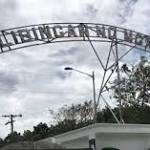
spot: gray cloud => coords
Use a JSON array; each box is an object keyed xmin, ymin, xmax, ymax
[
  {"xmin": 0, "ymin": 0, "xmax": 19, "ymax": 29},
  {"xmin": 118, "ymin": 0, "xmax": 139, "ymax": 24},
  {"xmin": 0, "ymin": 72, "xmax": 18, "ymax": 94},
  {"xmin": 84, "ymin": 4, "xmax": 99, "ymax": 18}
]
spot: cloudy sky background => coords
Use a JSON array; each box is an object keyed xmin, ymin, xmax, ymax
[{"xmin": 0, "ymin": 0, "xmax": 150, "ymax": 138}]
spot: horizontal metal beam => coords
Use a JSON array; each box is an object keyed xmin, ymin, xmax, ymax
[{"xmin": 0, "ymin": 23, "xmax": 149, "ymax": 54}]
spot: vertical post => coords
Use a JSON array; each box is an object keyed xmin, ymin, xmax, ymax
[
  {"xmin": 114, "ymin": 42, "xmax": 124, "ymax": 124},
  {"xmin": 92, "ymin": 72, "xmax": 97, "ymax": 124},
  {"xmin": 10, "ymin": 115, "xmax": 14, "ymax": 134},
  {"xmin": 89, "ymin": 133, "xmax": 96, "ymax": 150}
]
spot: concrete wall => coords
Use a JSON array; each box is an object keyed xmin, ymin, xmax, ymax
[
  {"xmin": 40, "ymin": 124, "xmax": 150, "ymax": 150},
  {"xmin": 62, "ymin": 136, "xmax": 89, "ymax": 149},
  {"xmin": 96, "ymin": 133, "xmax": 150, "ymax": 150},
  {"xmin": 60, "ymin": 133, "xmax": 150, "ymax": 150}
]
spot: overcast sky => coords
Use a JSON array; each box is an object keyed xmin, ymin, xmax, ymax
[{"xmin": 0, "ymin": 0, "xmax": 150, "ymax": 138}]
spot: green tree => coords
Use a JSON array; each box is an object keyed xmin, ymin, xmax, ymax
[
  {"xmin": 4, "ymin": 132, "xmax": 23, "ymax": 143},
  {"xmin": 23, "ymin": 130, "xmax": 33, "ymax": 141},
  {"xmin": 0, "ymin": 138, "xmax": 4, "ymax": 148},
  {"xmin": 113, "ymin": 56, "xmax": 150, "ymax": 106},
  {"xmin": 48, "ymin": 100, "xmax": 94, "ymax": 135},
  {"xmin": 33, "ymin": 122, "xmax": 49, "ymax": 140},
  {"xmin": 121, "ymin": 104, "xmax": 150, "ymax": 123},
  {"xmin": 50, "ymin": 100, "xmax": 94, "ymax": 125}
]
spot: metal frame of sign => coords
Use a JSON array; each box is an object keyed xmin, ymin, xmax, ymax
[{"xmin": 0, "ymin": 23, "xmax": 149, "ymax": 54}]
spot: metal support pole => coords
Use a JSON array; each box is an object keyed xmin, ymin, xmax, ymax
[
  {"xmin": 101, "ymin": 95, "xmax": 120, "ymax": 124},
  {"xmin": 114, "ymin": 42, "xmax": 124, "ymax": 124},
  {"xmin": 10, "ymin": 115, "xmax": 14, "ymax": 134},
  {"xmin": 92, "ymin": 71, "xmax": 97, "ymax": 123},
  {"xmin": 92, "ymin": 72, "xmax": 97, "ymax": 124}
]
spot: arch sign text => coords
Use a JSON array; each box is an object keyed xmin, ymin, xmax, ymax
[{"xmin": 0, "ymin": 23, "xmax": 150, "ymax": 53}]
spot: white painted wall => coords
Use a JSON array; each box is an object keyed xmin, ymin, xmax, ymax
[
  {"xmin": 63, "ymin": 136, "xmax": 89, "ymax": 149},
  {"xmin": 60, "ymin": 133, "xmax": 150, "ymax": 150},
  {"xmin": 96, "ymin": 134, "xmax": 149, "ymax": 150},
  {"xmin": 41, "ymin": 124, "xmax": 150, "ymax": 150}
]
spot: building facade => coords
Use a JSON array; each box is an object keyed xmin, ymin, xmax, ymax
[{"xmin": 50, "ymin": 123, "xmax": 150, "ymax": 150}]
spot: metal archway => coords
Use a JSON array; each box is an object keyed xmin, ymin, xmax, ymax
[
  {"xmin": 0, "ymin": 23, "xmax": 150, "ymax": 53},
  {"xmin": 1, "ymin": 23, "xmax": 150, "ymax": 124}
]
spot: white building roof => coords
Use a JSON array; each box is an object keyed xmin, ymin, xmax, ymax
[{"xmin": 54, "ymin": 123, "xmax": 150, "ymax": 143}]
